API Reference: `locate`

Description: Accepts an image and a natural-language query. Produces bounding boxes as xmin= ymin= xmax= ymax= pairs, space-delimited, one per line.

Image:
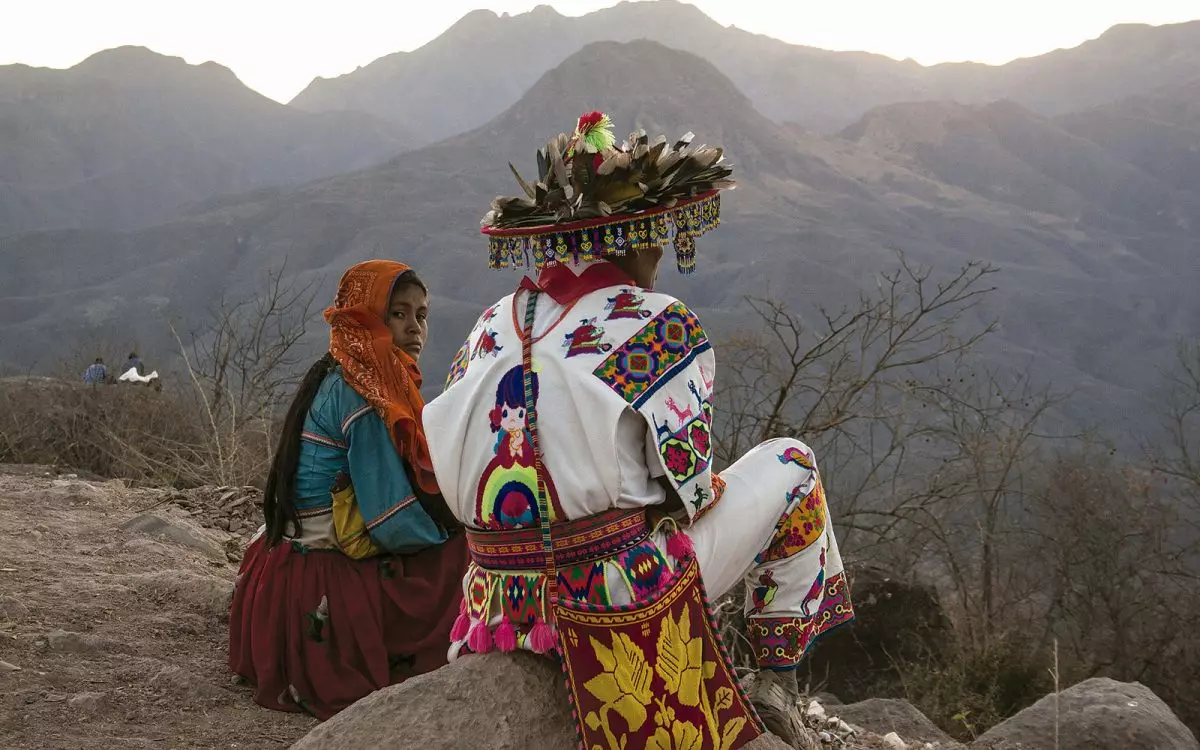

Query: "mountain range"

xmin=1 ymin=1 xmax=1198 ymax=444
xmin=0 ymin=46 xmax=413 ymax=234
xmin=291 ymin=1 xmax=1200 ymax=143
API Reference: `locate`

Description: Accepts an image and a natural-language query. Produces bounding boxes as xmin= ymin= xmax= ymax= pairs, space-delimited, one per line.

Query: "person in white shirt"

xmin=424 ymin=112 xmax=854 ymax=749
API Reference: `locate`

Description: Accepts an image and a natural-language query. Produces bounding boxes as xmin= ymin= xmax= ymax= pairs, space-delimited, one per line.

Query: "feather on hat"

xmin=481 ymin=111 xmax=735 ymax=274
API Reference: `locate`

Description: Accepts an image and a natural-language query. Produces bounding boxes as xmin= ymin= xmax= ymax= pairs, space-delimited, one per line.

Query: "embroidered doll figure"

xmin=474 ymin=365 xmax=565 ymax=528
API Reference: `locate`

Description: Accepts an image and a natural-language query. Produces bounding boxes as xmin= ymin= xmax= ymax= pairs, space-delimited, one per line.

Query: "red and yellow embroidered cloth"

xmin=556 ymin=555 xmax=763 ymax=750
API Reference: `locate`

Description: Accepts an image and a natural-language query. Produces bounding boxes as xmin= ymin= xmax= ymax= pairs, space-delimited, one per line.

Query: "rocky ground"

xmin=1 ymin=464 xmax=1196 ymax=750
xmin=0 ymin=465 xmax=315 ymax=749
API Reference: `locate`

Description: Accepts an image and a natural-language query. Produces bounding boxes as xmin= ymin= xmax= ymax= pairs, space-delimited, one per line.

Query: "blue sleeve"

xmin=345 ymin=408 xmax=448 ymax=553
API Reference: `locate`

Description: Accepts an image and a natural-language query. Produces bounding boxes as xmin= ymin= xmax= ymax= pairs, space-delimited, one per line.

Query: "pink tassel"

xmin=527 ymin=618 xmax=557 ymax=655
xmin=467 ymin=619 xmax=493 ymax=654
xmin=667 ymin=529 xmax=694 ymax=560
xmin=494 ymin=618 xmax=518 ymax=652
xmin=450 ymin=599 xmax=470 ymax=642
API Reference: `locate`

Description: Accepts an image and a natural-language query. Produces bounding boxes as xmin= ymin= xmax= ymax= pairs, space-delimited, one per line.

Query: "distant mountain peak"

xmin=76 ymin=45 xmax=187 ymax=70
xmin=74 ymin=45 xmax=242 ymax=89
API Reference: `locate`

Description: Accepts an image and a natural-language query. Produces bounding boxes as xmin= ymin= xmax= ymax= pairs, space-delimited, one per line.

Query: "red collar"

xmin=518 ymin=262 xmax=638 ymax=305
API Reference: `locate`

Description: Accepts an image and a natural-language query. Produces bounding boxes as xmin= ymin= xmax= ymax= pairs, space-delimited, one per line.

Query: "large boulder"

xmin=971 ymin=677 xmax=1199 ymax=750
xmin=291 ymin=652 xmax=797 ymax=750
xmin=800 ymin=567 xmax=951 ymax=701
xmin=835 ymin=698 xmax=960 ymax=746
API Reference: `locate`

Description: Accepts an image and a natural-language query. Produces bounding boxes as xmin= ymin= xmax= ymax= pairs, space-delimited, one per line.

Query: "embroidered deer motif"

xmin=652 ymin=413 xmax=673 ymax=443
xmin=664 ymin=396 xmax=694 ymax=427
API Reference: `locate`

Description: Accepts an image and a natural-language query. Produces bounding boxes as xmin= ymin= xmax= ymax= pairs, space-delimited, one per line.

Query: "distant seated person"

xmin=123 ymin=351 xmax=143 ymax=376
xmin=118 ymin=367 xmax=160 ymax=386
xmin=82 ymin=358 xmax=107 ymax=385
xmin=228 ymin=260 xmax=468 ymax=720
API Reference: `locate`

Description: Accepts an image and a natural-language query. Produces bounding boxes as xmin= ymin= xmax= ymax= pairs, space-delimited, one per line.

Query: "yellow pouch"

xmin=331 ymin=479 xmax=384 ymax=560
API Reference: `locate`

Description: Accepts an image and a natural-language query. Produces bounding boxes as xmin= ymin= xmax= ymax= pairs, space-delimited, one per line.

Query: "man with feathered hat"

xmin=423 ymin=112 xmax=854 ymax=749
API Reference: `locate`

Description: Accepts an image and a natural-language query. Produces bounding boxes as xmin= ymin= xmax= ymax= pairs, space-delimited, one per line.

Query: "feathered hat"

xmin=481 ymin=111 xmax=735 ymax=274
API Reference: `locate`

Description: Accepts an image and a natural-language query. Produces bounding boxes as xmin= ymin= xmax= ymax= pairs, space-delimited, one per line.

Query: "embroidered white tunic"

xmin=427 ymin=282 xmax=716 ymax=527
xmin=424 ymin=261 xmax=855 ymax=668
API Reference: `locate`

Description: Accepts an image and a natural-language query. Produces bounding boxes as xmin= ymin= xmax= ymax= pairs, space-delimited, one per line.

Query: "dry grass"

xmin=0 ymin=376 xmax=270 ymax=489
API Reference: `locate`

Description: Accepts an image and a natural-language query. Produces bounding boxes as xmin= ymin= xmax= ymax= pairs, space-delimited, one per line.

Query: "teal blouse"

xmin=293 ymin=368 xmax=448 ymax=553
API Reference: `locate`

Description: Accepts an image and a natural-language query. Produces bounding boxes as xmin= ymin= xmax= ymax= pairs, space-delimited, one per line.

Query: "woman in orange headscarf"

xmin=228 ymin=261 xmax=467 ymax=720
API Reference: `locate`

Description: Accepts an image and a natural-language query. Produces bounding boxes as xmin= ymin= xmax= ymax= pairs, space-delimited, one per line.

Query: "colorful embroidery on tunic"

xmin=475 ymin=365 xmax=566 ymax=529
xmin=604 ymin=288 xmax=653 ymax=320
xmin=445 ymin=339 xmax=471 ymax=389
xmin=614 ymin=540 xmax=671 ymax=599
xmin=467 ymin=508 xmax=649 ymax=570
xmin=471 ymin=327 xmax=503 ymax=360
xmin=563 ymin=317 xmax=612 ymax=357
xmin=757 ymin=480 xmax=827 ymax=564
xmin=559 ymin=562 xmax=611 ymax=605
xmin=747 ymin=570 xmax=854 ymax=669
xmin=749 ymin=569 xmax=778 ymax=615
xmin=691 ymin=474 xmax=727 ymax=523
xmin=652 ymin=381 xmax=713 ymax=485
xmin=501 ymin=572 xmax=543 ymax=623
xmin=593 ymin=302 xmax=711 ymax=407
xmin=778 ymin=445 xmax=815 ymax=471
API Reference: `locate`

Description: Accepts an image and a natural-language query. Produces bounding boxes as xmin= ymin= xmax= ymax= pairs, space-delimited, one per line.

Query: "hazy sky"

xmin=4 ymin=0 xmax=1198 ymax=103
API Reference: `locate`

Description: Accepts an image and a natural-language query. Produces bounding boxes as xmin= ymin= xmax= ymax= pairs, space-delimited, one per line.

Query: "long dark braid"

xmin=263 ymin=352 xmax=337 ymax=546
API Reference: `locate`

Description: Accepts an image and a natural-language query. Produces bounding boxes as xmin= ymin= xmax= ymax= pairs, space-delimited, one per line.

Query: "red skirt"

xmin=228 ymin=533 xmax=468 ymax=720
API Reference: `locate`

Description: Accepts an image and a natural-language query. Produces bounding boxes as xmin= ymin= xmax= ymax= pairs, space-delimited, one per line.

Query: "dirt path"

xmin=0 ymin=466 xmax=315 ymax=749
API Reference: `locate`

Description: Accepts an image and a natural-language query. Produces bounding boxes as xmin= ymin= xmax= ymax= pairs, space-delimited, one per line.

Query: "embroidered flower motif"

xmin=688 ymin=423 xmax=710 ymax=458
xmin=655 ymin=603 xmax=706 ymax=707
xmin=647 ymin=719 xmax=703 ymax=750
xmin=663 ymin=443 xmax=693 ymax=477
xmin=584 ymin=632 xmax=654 ymax=731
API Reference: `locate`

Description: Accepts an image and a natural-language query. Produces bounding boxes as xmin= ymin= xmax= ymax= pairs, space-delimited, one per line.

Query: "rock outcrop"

xmin=291 ymin=651 xmax=949 ymax=750
xmin=971 ymin=677 xmax=1200 ymax=750
xmin=835 ymin=698 xmax=961 ymax=747
xmin=801 ymin=567 xmax=951 ymax=702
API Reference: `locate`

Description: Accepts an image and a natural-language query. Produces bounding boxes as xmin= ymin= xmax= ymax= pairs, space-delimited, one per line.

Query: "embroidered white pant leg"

xmin=683 ymin=437 xmax=854 ymax=670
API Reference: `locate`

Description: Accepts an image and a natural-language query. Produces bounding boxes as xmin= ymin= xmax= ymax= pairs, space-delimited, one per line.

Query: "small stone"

xmin=23 ymin=693 xmax=38 ymax=704
xmin=230 ymin=674 xmax=247 ymax=686
xmin=882 ymin=732 xmax=907 ymax=749
xmin=41 ymin=629 xmax=97 ymax=653
xmin=31 ymin=530 xmax=43 ymax=541
xmin=120 ymin=512 xmax=224 ymax=560
xmin=806 ymin=699 xmax=827 ymax=723
xmin=818 ymin=731 xmax=833 ymax=743
xmin=0 ymin=660 xmax=21 ymax=673
xmin=0 ymin=594 xmax=29 ymax=619
xmin=68 ymin=691 xmax=107 ymax=712
xmin=45 ymin=693 xmax=67 ymax=702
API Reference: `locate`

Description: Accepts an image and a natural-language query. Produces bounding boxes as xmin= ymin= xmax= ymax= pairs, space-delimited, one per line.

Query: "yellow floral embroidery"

xmin=656 ymin=603 xmax=706 ymax=706
xmin=572 ymin=566 xmax=760 ymax=749
xmin=583 ymin=632 xmax=654 ymax=743
xmin=647 ymin=719 xmax=704 ymax=750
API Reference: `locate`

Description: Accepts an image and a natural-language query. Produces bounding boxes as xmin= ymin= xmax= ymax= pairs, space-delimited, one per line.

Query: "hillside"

xmin=290 ymin=1 xmax=1200 ymax=143
xmin=0 ymin=47 xmax=414 ymax=235
xmin=2 ymin=40 xmax=1197 ymax=443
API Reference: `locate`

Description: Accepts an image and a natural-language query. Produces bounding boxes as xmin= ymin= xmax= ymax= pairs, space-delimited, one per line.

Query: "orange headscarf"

xmin=324 ymin=260 xmax=439 ymax=495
